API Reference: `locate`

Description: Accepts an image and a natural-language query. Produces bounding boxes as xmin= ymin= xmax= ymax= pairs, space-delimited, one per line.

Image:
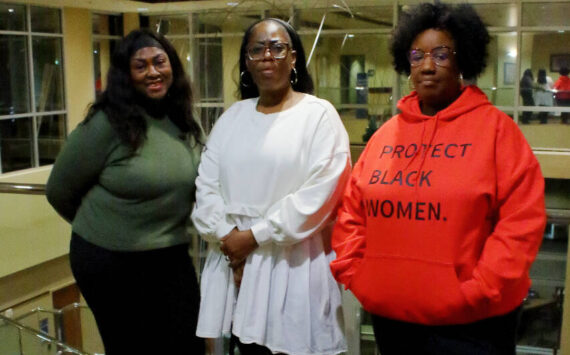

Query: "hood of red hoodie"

xmin=397 ymin=85 xmax=492 ymax=123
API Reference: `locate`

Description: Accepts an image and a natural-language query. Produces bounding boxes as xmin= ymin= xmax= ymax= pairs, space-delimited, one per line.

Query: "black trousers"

xmin=70 ymin=233 xmax=204 ymax=355
xmin=230 ymin=335 xmax=284 ymax=355
xmin=371 ymin=306 xmax=521 ymax=355
xmin=556 ymin=98 xmax=570 ymax=123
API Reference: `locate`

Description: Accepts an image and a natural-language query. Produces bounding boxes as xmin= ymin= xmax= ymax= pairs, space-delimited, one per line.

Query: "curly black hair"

xmin=238 ymin=18 xmax=314 ymax=99
xmin=391 ymin=3 xmax=490 ymax=80
xmin=86 ymin=29 xmax=201 ymax=152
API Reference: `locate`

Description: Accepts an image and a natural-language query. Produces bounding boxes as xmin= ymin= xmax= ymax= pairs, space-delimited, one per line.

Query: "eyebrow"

xmin=253 ymin=39 xmax=283 ymax=45
xmin=131 ymin=54 xmax=167 ymax=61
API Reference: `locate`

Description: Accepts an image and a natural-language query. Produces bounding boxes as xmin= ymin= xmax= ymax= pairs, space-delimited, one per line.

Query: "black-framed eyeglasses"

xmin=407 ymin=46 xmax=456 ymax=67
xmin=247 ymin=41 xmax=291 ymax=61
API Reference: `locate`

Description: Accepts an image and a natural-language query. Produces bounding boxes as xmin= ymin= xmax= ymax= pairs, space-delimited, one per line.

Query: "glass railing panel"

xmin=0 ymin=317 xmax=21 ymax=354
xmin=13 ymin=305 xmax=104 ymax=355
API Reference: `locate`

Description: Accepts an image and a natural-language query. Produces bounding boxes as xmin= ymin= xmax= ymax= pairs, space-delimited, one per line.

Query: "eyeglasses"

xmin=407 ymin=46 xmax=456 ymax=67
xmin=247 ymin=42 xmax=290 ymax=61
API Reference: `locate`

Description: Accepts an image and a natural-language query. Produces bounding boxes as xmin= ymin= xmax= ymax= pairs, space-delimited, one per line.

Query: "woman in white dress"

xmin=191 ymin=18 xmax=350 ymax=355
xmin=535 ymin=68 xmax=554 ymax=123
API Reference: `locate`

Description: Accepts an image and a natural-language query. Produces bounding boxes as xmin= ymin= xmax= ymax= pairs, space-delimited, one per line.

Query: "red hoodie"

xmin=331 ymin=85 xmax=546 ymax=325
xmin=553 ymin=75 xmax=570 ymax=100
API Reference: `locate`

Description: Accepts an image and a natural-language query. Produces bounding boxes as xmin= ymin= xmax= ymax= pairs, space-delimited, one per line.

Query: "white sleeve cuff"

xmin=251 ymin=220 xmax=272 ymax=245
xmin=215 ymin=220 xmax=235 ymax=240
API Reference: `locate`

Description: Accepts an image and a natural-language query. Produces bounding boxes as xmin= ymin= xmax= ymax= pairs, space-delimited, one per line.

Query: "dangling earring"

xmin=240 ymin=71 xmax=251 ymax=88
xmin=459 ymin=73 xmax=464 ymax=87
xmin=407 ymin=74 xmax=415 ymax=90
xmin=290 ymin=67 xmax=298 ymax=85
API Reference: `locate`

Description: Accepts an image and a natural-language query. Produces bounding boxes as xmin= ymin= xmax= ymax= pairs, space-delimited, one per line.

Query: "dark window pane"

xmin=92 ymin=13 xmax=123 ymax=36
xmin=33 ymin=37 xmax=64 ymax=112
xmin=30 ymin=6 xmax=61 ymax=33
xmin=0 ymin=3 xmax=26 ymax=31
xmin=0 ymin=35 xmax=30 ymax=115
xmin=0 ymin=117 xmax=33 ymax=173
xmin=198 ymin=38 xmax=223 ymax=102
xmin=37 ymin=114 xmax=65 ymax=166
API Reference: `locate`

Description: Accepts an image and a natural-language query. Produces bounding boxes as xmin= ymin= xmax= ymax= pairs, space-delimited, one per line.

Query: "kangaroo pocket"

xmin=350 ymin=255 xmax=473 ymax=325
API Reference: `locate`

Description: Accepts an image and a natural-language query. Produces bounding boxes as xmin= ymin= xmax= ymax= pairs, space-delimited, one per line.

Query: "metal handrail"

xmin=0 ymin=312 xmax=88 ymax=355
xmin=546 ymin=208 xmax=570 ymax=224
xmin=0 ymin=182 xmax=45 ymax=195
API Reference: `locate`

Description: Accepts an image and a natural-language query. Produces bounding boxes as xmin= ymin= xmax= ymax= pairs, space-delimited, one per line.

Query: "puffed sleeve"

xmin=46 ymin=111 xmax=119 ymax=222
xmin=459 ymin=117 xmax=546 ymax=307
xmin=330 ymin=144 xmax=370 ymax=288
xmin=191 ymin=112 xmax=236 ymax=243
xmin=249 ymin=108 xmax=351 ymax=246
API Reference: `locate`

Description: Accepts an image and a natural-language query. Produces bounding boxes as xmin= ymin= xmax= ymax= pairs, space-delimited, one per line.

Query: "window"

xmin=92 ymin=13 xmax=123 ymax=96
xmin=0 ymin=3 xmax=65 ymax=174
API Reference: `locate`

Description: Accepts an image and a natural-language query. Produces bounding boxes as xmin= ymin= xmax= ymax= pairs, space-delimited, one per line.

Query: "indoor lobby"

xmin=0 ymin=0 xmax=569 ymax=354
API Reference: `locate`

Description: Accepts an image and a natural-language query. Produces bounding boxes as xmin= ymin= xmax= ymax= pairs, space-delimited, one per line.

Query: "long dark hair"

xmin=238 ymin=18 xmax=314 ymax=99
xmin=86 ymin=29 xmax=201 ymax=151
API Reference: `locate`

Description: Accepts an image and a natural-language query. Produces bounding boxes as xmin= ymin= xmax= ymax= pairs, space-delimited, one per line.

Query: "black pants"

xmin=372 ymin=306 xmax=521 ymax=355
xmin=70 ymin=233 xmax=204 ymax=355
xmin=520 ymin=93 xmax=534 ymax=124
xmin=556 ymin=98 xmax=570 ymax=123
xmin=230 ymin=335 xmax=284 ymax=355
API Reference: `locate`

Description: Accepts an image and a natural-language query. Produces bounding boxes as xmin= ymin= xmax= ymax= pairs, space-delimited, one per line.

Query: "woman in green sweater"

xmin=46 ymin=29 xmax=204 ymax=354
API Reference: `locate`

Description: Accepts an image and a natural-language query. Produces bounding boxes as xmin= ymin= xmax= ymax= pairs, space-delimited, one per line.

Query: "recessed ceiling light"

xmin=227 ymin=2 xmax=239 ymax=6
xmin=8 ymin=8 xmax=15 ymax=13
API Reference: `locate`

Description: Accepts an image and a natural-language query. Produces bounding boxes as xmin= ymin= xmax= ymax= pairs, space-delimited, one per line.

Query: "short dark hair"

xmin=390 ymin=2 xmax=490 ymax=80
xmin=87 ymin=28 xmax=201 ymax=151
xmin=560 ymin=66 xmax=569 ymax=76
xmin=238 ymin=18 xmax=314 ymax=99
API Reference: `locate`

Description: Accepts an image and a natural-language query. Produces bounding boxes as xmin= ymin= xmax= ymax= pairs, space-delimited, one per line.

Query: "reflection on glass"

xmin=199 ymin=106 xmax=224 ymax=135
xmin=0 ymin=3 xmax=25 ymax=31
xmin=30 ymin=6 xmax=61 ymax=33
xmin=300 ymin=33 xmax=393 ymax=144
xmin=37 ymin=114 xmax=65 ymax=166
xmin=92 ymin=13 xmax=123 ymax=36
xmin=93 ymin=39 xmax=119 ymax=95
xmin=0 ymin=117 xmax=33 ymax=173
xmin=300 ymin=6 xmax=393 ymax=31
xmin=169 ymin=38 xmax=191 ymax=75
xmin=472 ymin=3 xmax=517 ymax=27
xmin=198 ymin=38 xmax=223 ymax=103
xmin=32 ymin=37 xmax=64 ymax=112
xmin=192 ymin=11 xmax=259 ymax=33
xmin=520 ymin=31 xmax=570 ymax=127
xmin=147 ymin=15 xmax=189 ymax=35
xmin=0 ymin=35 xmax=30 ymax=115
xmin=522 ymin=2 xmax=570 ymax=27
xmin=478 ymin=32 xmax=517 ymax=107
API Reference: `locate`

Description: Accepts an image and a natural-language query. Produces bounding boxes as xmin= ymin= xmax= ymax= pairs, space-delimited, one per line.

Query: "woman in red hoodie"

xmin=330 ymin=3 xmax=546 ymax=354
xmin=554 ymin=66 xmax=570 ymax=124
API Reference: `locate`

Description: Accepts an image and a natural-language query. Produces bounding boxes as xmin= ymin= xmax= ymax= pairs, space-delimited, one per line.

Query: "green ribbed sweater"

xmin=46 ymin=110 xmax=202 ymax=251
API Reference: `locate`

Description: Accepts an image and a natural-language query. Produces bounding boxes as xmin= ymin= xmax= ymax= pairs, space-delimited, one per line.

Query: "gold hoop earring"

xmin=290 ymin=67 xmax=298 ymax=85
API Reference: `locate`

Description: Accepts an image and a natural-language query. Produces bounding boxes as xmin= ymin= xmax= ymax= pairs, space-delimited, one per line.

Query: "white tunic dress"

xmin=192 ymin=94 xmax=350 ymax=355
